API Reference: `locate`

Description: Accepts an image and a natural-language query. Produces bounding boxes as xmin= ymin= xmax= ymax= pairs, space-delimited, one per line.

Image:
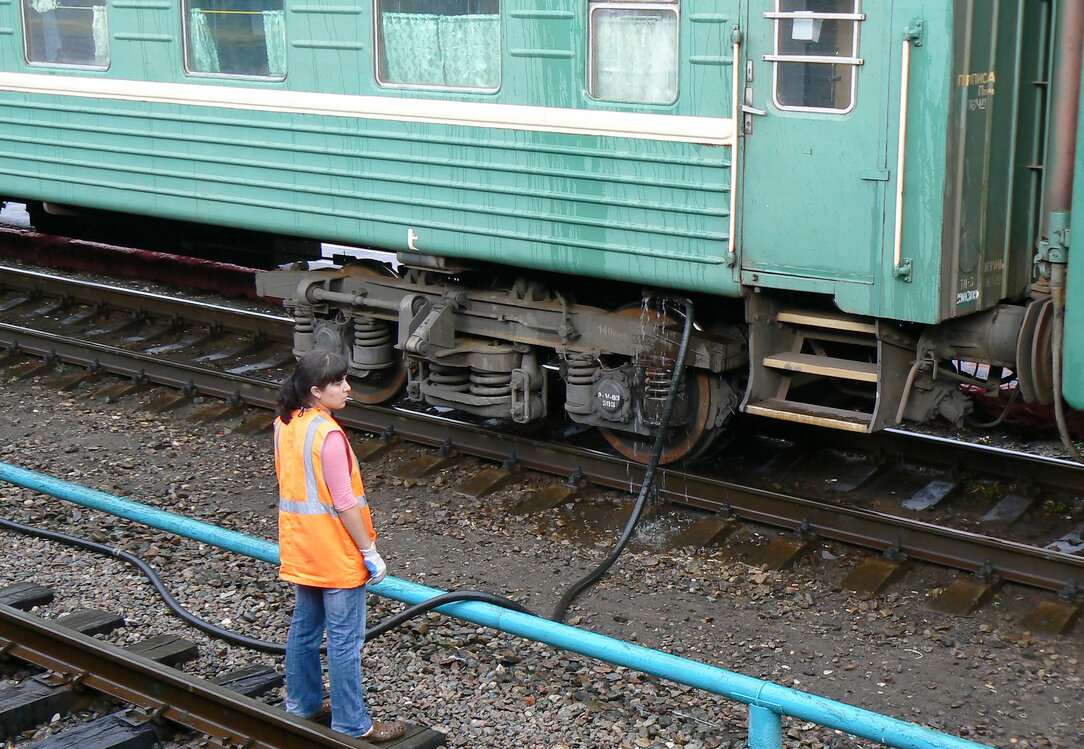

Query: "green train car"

xmin=1 ymin=0 xmax=1081 ymax=461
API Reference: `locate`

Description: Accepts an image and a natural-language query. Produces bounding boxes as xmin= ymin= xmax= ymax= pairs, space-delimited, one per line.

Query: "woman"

xmin=275 ymin=350 xmax=404 ymax=742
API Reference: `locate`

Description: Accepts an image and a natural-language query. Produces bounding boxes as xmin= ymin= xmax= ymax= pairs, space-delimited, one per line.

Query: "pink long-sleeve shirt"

xmin=321 ymin=430 xmax=359 ymax=513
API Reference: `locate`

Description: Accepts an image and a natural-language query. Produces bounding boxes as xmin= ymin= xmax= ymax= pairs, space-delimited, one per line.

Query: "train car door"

xmin=739 ymin=1 xmax=890 ymax=300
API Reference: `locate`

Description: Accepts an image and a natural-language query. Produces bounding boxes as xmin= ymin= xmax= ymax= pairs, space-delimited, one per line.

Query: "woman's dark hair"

xmin=277 ymin=350 xmax=349 ymax=423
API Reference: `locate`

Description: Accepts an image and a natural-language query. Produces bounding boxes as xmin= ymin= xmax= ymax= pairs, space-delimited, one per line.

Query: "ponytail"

xmin=277 ymin=350 xmax=349 ymax=423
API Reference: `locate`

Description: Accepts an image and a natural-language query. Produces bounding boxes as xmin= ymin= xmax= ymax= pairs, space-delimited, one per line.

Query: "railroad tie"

xmin=513 ymin=481 xmax=586 ymax=514
xmin=54 ymin=609 xmax=127 ymax=638
xmin=456 ymin=463 xmax=522 ymax=499
xmin=0 ymin=633 xmax=198 ymax=741
xmin=25 ymin=664 xmax=283 ymax=749
xmin=0 ymin=582 xmax=55 ymax=610
xmin=381 ymin=724 xmax=449 ymax=748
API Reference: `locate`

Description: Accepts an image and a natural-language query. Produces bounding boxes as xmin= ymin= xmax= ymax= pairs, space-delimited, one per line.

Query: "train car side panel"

xmin=873 ymin=0 xmax=953 ymax=325
xmin=936 ymin=0 xmax=1044 ymax=321
xmin=0 ymin=91 xmax=736 ymax=292
xmin=739 ymin=1 xmax=1048 ymax=325
xmin=1063 ymin=27 xmax=1084 ymax=411
xmin=0 ymin=0 xmax=742 ymax=296
xmin=739 ymin=3 xmax=891 ymax=294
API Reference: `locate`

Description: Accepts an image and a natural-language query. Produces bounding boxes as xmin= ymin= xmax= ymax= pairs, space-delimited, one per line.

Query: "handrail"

xmin=728 ymin=34 xmax=741 ymax=266
xmin=0 ymin=461 xmax=993 ymax=749
xmin=761 ymin=54 xmax=864 ymax=65
xmin=893 ymin=22 xmax=924 ymax=282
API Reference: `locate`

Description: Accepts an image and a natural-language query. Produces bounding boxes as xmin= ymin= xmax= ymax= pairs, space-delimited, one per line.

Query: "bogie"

xmin=261 ymin=266 xmax=747 ymax=462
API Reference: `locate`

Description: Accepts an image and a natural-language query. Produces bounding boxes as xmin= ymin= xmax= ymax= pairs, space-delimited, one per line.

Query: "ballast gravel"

xmin=0 ymin=374 xmax=1080 ymax=749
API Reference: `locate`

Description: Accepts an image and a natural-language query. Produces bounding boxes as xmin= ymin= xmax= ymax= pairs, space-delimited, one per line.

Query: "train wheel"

xmin=348 ymin=358 xmax=407 ymax=405
xmin=342 ymin=263 xmax=408 ymax=405
xmin=596 ymin=305 xmax=730 ymax=465
xmin=599 ymin=370 xmax=727 ymax=465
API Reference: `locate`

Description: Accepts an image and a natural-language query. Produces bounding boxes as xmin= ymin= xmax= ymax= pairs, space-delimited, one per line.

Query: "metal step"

xmin=776 ymin=309 xmax=878 ymax=334
xmin=744 ymin=398 xmax=873 ymax=432
xmin=743 ymin=295 xmax=910 ymax=433
xmin=761 ymin=352 xmax=878 ymax=382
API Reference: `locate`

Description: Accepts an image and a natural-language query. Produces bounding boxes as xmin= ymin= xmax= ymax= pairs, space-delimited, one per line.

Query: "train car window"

xmin=587 ymin=1 xmax=678 ymax=105
xmin=375 ymin=0 xmax=500 ymax=90
xmin=183 ymin=0 xmax=287 ymax=79
xmin=764 ymin=0 xmax=864 ymax=113
xmin=22 ymin=0 xmax=109 ymax=68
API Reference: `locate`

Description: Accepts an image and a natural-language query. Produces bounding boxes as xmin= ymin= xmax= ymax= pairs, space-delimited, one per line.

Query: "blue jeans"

xmin=285 ymin=584 xmax=373 ymax=737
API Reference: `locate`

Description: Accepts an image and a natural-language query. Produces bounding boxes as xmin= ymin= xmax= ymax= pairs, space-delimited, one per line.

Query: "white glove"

xmin=361 ymin=546 xmax=386 ymax=586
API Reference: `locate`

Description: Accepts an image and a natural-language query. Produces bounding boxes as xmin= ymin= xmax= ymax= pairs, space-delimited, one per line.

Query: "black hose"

xmin=551 ymin=298 xmax=695 ymax=623
xmin=0 ymin=516 xmax=535 ymax=653
xmin=364 ymin=591 xmax=533 ymax=640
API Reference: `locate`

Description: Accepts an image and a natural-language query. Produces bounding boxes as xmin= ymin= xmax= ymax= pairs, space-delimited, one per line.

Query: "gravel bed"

xmin=0 ymin=371 xmax=1080 ymax=749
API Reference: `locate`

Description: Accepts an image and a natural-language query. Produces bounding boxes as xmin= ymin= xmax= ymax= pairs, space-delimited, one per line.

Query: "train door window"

xmin=588 ymin=1 xmax=678 ymax=105
xmin=183 ymin=0 xmax=287 ymax=78
xmin=22 ymin=0 xmax=110 ymax=68
xmin=764 ymin=0 xmax=864 ymax=113
xmin=375 ymin=0 xmax=501 ymax=90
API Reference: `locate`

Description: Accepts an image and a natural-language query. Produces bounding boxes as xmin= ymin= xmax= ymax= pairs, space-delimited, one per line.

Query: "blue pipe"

xmin=749 ymin=705 xmax=783 ymax=749
xmin=0 ymin=461 xmax=993 ymax=749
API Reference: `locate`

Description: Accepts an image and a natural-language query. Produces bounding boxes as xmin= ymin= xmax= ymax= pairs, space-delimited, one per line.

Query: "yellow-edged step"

xmin=776 ymin=310 xmax=878 ymax=335
xmin=761 ymin=352 xmax=878 ymax=382
xmin=745 ymin=398 xmax=873 ymax=432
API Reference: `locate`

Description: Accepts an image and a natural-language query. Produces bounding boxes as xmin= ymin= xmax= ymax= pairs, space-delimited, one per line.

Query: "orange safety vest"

xmin=274 ymin=408 xmax=376 ymax=588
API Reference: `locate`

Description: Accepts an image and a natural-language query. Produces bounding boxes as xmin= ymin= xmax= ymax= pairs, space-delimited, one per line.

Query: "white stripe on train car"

xmin=0 ymin=72 xmax=734 ymax=145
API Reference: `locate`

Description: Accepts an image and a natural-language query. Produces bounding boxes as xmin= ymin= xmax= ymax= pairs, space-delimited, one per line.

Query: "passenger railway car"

xmin=1 ymin=0 xmax=1081 ymax=462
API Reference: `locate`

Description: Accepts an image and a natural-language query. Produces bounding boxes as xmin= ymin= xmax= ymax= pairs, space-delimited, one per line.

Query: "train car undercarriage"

xmin=258 ymin=262 xmax=746 ymax=464
xmin=257 ymin=257 xmax=1057 ymax=465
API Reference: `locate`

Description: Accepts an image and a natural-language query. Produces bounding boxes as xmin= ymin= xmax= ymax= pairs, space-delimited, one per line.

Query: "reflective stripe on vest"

xmin=278 ymin=412 xmax=337 ymax=517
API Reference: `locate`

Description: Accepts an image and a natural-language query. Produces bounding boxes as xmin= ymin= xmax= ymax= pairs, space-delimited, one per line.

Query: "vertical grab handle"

xmin=893 ymin=21 xmax=923 ymax=283
xmin=727 ymin=29 xmax=742 ymax=267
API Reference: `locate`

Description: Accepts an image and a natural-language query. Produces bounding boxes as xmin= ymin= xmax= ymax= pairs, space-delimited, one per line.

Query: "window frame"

xmin=586 ymin=0 xmax=680 ymax=106
xmin=20 ymin=0 xmax=111 ymax=70
xmin=765 ymin=0 xmax=864 ymax=115
xmin=180 ymin=0 xmax=288 ymax=81
xmin=372 ymin=0 xmax=503 ymax=92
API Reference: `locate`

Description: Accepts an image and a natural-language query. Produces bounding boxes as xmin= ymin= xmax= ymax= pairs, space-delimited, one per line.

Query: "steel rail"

xmin=880 ymin=427 xmax=1084 ymax=495
xmin=0 ymin=602 xmax=379 ymax=749
xmin=756 ymin=420 xmax=1084 ymax=496
xmin=0 ymin=264 xmax=290 ymax=337
xmin=5 ymin=266 xmax=1079 ymax=490
xmin=0 ymin=320 xmax=1080 ymax=594
xmin=0 ymin=321 xmax=279 ymax=404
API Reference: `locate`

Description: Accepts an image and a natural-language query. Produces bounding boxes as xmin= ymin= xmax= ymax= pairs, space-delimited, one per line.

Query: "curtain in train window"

xmin=23 ymin=0 xmax=109 ymax=68
xmin=376 ymin=0 xmax=500 ymax=89
xmin=184 ymin=0 xmax=286 ymax=78
xmin=588 ymin=3 xmax=678 ymax=105
xmin=769 ymin=0 xmax=862 ymax=112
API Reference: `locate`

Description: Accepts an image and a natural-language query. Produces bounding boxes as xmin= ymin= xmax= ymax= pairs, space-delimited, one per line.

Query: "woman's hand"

xmin=339 ymin=504 xmax=385 ymax=583
xmin=361 ymin=546 xmax=387 ymax=585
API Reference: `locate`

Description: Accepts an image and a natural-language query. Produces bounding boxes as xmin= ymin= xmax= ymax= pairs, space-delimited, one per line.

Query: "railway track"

xmin=0 ymin=583 xmax=442 ymax=748
xmin=0 ymin=263 xmax=1081 ymax=617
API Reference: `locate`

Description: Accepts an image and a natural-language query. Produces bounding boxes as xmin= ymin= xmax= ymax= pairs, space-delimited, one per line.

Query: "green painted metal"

xmin=1063 ymin=27 xmax=1084 ymax=410
xmin=739 ymin=2 xmax=890 ymax=294
xmin=0 ymin=1 xmax=1061 ymax=326
xmin=936 ymin=0 xmax=1043 ymax=321
xmin=741 ymin=1 xmax=1047 ymax=324
xmin=0 ymin=0 xmax=740 ymax=295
